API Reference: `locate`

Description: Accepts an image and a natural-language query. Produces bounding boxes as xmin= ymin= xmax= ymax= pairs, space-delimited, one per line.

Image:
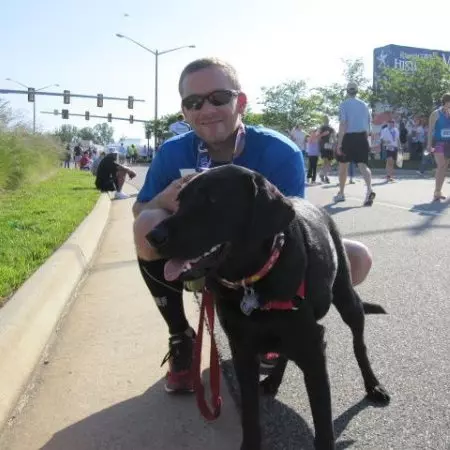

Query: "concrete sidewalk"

xmin=0 ymin=187 xmax=241 ymax=450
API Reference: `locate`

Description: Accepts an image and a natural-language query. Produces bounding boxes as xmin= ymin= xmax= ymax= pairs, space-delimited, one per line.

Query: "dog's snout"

xmin=148 ymin=226 xmax=168 ymax=248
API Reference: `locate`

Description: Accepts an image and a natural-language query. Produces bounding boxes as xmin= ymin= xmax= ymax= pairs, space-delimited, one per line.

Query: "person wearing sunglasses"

xmin=132 ymin=57 xmax=374 ymax=394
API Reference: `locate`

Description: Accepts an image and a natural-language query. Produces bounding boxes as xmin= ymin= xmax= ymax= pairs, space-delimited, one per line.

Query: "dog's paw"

xmin=366 ymin=384 xmax=391 ymax=405
xmin=259 ymin=377 xmax=280 ymax=397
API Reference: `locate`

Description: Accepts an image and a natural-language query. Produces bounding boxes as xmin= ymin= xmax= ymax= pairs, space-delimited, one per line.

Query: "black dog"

xmin=148 ymin=165 xmax=390 ymax=450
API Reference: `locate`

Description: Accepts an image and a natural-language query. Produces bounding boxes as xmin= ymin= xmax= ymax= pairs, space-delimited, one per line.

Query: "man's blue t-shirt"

xmin=137 ymin=125 xmax=305 ymax=202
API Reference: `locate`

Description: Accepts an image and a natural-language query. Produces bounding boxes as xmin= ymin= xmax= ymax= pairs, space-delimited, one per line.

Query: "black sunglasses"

xmin=182 ymin=89 xmax=239 ymax=111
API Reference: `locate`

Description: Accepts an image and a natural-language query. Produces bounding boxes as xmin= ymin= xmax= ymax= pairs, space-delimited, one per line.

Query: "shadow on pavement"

xmin=406 ymin=199 xmax=450 ymax=236
xmin=323 ymin=204 xmax=363 ymax=215
xmin=411 ymin=198 xmax=450 ymax=215
xmin=40 ymin=376 xmax=237 ymax=450
xmin=220 ymin=359 xmax=373 ymax=450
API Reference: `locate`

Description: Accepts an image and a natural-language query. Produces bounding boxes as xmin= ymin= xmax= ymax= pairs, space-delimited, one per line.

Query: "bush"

xmin=0 ymin=97 xmax=63 ymax=191
xmin=0 ymin=130 xmax=62 ymax=191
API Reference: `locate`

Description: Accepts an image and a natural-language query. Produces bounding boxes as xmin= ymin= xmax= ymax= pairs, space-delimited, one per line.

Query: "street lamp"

xmin=5 ymin=78 xmax=59 ymax=133
xmin=115 ymin=33 xmax=195 ymax=153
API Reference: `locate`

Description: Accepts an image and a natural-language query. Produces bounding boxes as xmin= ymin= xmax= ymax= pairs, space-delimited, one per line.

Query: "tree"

xmin=376 ymin=55 xmax=450 ymax=118
xmin=77 ymin=127 xmax=96 ymax=142
xmin=243 ymin=106 xmax=264 ymax=126
xmin=54 ymin=124 xmax=79 ymax=144
xmin=259 ymin=80 xmax=323 ymax=131
xmin=144 ymin=112 xmax=184 ymax=143
xmin=93 ymin=123 xmax=114 ymax=145
xmin=316 ymin=58 xmax=373 ymax=119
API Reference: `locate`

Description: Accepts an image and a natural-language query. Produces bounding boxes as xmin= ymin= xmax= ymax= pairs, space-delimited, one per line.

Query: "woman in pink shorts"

xmin=427 ymin=93 xmax=450 ymax=202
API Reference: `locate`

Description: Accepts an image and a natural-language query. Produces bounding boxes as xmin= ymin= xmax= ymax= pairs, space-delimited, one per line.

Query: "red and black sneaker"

xmin=260 ymin=352 xmax=280 ymax=370
xmin=161 ymin=329 xmax=196 ymax=393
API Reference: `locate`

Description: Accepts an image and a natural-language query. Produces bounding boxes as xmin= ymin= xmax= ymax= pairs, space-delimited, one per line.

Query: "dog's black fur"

xmin=148 ymin=165 xmax=390 ymax=450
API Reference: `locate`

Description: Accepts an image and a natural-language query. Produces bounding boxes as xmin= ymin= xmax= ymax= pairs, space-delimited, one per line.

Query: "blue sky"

xmin=2 ymin=0 xmax=449 ymax=141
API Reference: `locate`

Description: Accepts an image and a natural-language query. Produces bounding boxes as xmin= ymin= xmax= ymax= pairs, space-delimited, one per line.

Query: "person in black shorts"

xmin=95 ymin=151 xmax=137 ymax=200
xmin=335 ymin=82 xmax=375 ymax=206
xmin=318 ymin=116 xmax=335 ymax=183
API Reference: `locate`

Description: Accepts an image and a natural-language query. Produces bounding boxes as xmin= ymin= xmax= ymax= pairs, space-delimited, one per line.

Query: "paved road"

xmin=131 ymin=166 xmax=450 ymax=450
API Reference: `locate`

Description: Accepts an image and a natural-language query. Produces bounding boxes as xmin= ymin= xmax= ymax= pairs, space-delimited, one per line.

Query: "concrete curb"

xmin=0 ymin=193 xmax=111 ymax=432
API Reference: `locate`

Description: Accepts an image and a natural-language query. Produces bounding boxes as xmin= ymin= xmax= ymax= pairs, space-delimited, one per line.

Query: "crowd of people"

xmin=288 ymin=87 xmax=450 ymax=203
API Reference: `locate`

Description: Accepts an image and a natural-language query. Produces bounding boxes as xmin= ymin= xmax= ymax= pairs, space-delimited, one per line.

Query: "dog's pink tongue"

xmin=164 ymin=259 xmax=187 ymax=281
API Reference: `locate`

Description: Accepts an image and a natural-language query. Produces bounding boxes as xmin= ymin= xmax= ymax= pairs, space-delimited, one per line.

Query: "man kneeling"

xmin=95 ymin=150 xmax=136 ymax=200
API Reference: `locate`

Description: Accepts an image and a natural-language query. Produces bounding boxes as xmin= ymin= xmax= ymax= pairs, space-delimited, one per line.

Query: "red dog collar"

xmin=217 ymin=233 xmax=305 ymax=312
xmin=218 ymin=232 xmax=285 ymax=290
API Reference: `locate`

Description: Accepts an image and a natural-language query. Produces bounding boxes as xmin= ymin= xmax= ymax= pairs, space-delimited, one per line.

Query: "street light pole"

xmin=154 ymin=50 xmax=159 ymax=151
xmin=115 ymin=34 xmax=195 ymax=155
xmin=5 ymin=78 xmax=59 ymax=133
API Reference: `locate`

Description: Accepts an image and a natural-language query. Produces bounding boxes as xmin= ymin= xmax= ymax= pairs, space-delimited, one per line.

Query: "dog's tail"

xmin=362 ymin=302 xmax=387 ymax=314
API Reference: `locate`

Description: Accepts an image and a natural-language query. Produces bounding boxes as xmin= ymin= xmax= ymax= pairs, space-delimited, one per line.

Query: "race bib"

xmin=324 ymin=143 xmax=333 ymax=150
xmin=441 ymin=128 xmax=450 ymax=138
xmin=180 ymin=168 xmax=197 ymax=177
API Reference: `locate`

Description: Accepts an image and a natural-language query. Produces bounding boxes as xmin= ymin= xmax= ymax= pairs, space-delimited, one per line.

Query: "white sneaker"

xmin=114 ymin=191 xmax=129 ymax=200
xmin=334 ymin=193 xmax=345 ymax=202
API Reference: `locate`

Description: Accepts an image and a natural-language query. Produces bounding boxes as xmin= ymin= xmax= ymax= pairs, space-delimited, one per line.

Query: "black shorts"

xmin=95 ymin=176 xmax=117 ymax=192
xmin=320 ymin=149 xmax=334 ymax=160
xmin=337 ymin=132 xmax=369 ymax=164
xmin=386 ymin=149 xmax=398 ymax=161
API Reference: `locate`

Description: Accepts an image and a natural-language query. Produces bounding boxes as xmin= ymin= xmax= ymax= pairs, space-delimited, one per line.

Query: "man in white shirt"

xmin=169 ymin=114 xmax=192 ymax=136
xmin=290 ymin=124 xmax=306 ymax=152
xmin=380 ymin=120 xmax=400 ymax=182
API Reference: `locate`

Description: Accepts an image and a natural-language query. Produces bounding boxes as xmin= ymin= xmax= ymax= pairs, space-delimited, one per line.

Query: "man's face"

xmin=443 ymin=101 xmax=450 ymax=112
xmin=388 ymin=121 xmax=394 ymax=129
xmin=180 ymin=67 xmax=247 ymax=144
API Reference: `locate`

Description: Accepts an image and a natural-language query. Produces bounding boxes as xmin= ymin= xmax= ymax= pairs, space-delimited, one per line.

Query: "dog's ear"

xmin=247 ymin=172 xmax=296 ymax=242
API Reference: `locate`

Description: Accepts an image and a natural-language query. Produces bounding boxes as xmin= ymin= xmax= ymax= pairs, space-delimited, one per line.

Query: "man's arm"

xmin=115 ymin=161 xmax=135 ymax=174
xmin=337 ymin=103 xmax=347 ymax=151
xmin=427 ymin=110 xmax=438 ymax=150
xmin=131 ymin=148 xmax=171 ymax=218
xmin=268 ymin=150 xmax=305 ymax=198
xmin=337 ymin=121 xmax=347 ymax=151
xmin=132 ymin=196 xmax=163 ymax=218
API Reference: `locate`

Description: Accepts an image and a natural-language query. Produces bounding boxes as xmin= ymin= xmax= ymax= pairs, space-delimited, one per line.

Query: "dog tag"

xmin=240 ymin=287 xmax=259 ymax=316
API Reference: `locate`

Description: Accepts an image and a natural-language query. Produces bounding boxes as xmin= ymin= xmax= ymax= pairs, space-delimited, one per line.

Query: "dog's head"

xmin=147 ymin=165 xmax=295 ymax=281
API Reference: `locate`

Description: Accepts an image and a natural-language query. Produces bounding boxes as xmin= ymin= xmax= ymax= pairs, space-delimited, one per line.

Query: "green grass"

xmin=0 ymin=170 xmax=100 ymax=306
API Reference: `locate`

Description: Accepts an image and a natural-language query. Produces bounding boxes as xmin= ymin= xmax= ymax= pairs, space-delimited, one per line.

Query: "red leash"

xmin=193 ymin=282 xmax=305 ymax=420
xmin=193 ymin=289 xmax=222 ymax=420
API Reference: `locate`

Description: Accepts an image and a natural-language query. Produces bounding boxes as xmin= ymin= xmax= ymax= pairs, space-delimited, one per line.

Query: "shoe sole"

xmin=164 ymin=384 xmax=195 ymax=394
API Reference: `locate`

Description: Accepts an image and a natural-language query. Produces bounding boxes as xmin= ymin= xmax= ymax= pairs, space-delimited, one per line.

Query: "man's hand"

xmin=154 ymin=174 xmax=197 ymax=213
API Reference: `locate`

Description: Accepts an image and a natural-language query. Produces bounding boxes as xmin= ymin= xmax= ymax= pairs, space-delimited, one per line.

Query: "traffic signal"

xmin=85 ymin=111 xmax=90 ymax=120
xmin=128 ymin=96 xmax=134 ymax=109
xmin=63 ymin=90 xmax=70 ymax=104
xmin=97 ymin=94 xmax=103 ymax=107
xmin=27 ymin=87 xmax=35 ymax=103
xmin=129 ymin=115 xmax=134 ymax=124
xmin=107 ymin=113 xmax=112 ymax=123
xmin=62 ymin=109 xmax=69 ymax=119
